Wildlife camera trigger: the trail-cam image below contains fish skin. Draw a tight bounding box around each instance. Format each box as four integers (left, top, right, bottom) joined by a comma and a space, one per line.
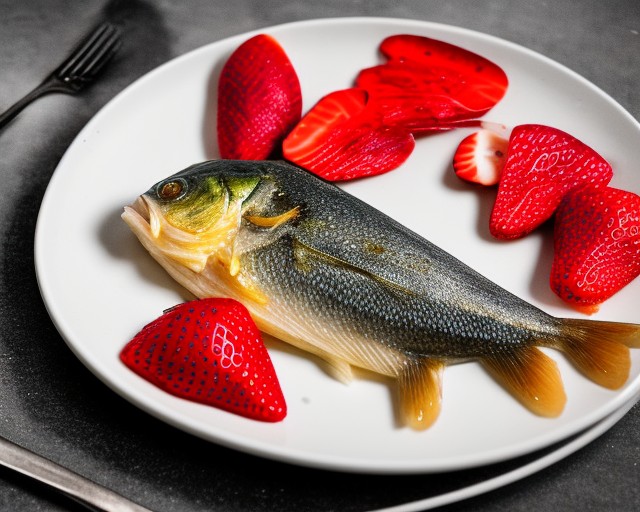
123, 159, 640, 429
241, 164, 559, 357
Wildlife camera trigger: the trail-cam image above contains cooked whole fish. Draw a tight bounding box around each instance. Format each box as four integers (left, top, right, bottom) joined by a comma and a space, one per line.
122, 159, 640, 429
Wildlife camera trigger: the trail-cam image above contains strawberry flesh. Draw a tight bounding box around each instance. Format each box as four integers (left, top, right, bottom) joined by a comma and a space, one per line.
355, 34, 509, 131
453, 129, 508, 186
284, 35, 507, 181
551, 185, 640, 313
490, 124, 613, 240
120, 298, 287, 422
217, 34, 302, 160
283, 88, 415, 181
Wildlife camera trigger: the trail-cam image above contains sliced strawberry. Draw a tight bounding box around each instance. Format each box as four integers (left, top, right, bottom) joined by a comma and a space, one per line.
489, 124, 613, 240
217, 34, 302, 160
378, 35, 509, 104
282, 88, 415, 181
283, 88, 367, 161
120, 298, 287, 422
453, 129, 509, 186
551, 185, 640, 314
355, 35, 509, 131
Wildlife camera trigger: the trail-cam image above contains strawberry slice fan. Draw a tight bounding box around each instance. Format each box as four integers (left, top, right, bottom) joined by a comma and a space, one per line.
282, 34, 509, 181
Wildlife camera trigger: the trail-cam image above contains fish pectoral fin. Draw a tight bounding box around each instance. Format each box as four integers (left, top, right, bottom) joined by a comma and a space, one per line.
481, 347, 566, 417
397, 358, 444, 430
244, 206, 300, 229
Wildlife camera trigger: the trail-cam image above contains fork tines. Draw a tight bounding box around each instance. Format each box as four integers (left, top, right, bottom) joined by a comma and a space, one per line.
55, 22, 122, 85
0, 21, 122, 130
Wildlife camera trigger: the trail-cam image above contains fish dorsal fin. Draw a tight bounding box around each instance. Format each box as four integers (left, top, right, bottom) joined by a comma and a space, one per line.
397, 358, 444, 430
481, 347, 566, 417
292, 238, 417, 296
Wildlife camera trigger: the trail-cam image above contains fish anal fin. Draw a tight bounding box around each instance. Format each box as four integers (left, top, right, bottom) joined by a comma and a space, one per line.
482, 347, 566, 418
397, 359, 444, 430
557, 318, 635, 389
322, 358, 354, 384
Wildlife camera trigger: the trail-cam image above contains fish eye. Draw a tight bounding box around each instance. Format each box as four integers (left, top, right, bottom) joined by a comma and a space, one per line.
157, 179, 187, 201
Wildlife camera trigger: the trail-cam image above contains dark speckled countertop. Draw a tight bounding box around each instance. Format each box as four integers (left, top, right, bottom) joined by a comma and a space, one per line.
1, 1, 639, 510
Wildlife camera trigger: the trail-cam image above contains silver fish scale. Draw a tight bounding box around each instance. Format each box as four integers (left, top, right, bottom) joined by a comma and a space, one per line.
245, 238, 543, 358
236, 161, 562, 360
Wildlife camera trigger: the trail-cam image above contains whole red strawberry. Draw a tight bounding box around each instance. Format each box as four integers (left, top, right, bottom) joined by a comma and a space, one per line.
120, 298, 287, 422
490, 124, 613, 240
217, 34, 302, 160
551, 185, 640, 313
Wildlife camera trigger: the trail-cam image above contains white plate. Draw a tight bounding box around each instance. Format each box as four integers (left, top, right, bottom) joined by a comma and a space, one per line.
35, 17, 640, 474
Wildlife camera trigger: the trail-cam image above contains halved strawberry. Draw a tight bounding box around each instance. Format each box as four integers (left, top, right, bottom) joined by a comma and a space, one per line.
217, 34, 302, 160
355, 34, 509, 132
282, 88, 415, 181
120, 298, 287, 422
551, 185, 640, 314
453, 129, 509, 186
490, 124, 613, 240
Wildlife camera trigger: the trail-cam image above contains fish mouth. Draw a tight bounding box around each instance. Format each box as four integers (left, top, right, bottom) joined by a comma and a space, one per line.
123, 195, 164, 239
130, 195, 150, 218
121, 195, 151, 243
122, 191, 271, 307
122, 194, 212, 272
122, 192, 245, 275
122, 195, 162, 250
123, 195, 151, 229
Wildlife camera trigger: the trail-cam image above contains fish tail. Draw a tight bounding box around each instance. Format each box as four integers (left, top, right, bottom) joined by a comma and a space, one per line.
554, 318, 640, 390
481, 347, 566, 417
397, 359, 444, 430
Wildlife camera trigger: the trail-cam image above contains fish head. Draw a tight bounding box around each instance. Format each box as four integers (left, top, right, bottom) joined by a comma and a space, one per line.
122, 160, 263, 273
144, 163, 262, 234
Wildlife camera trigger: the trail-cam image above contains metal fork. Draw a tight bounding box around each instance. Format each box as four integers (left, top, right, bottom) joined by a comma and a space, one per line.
0, 22, 121, 129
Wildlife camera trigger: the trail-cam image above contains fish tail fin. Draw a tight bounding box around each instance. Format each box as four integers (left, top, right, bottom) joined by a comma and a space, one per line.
555, 318, 640, 390
397, 359, 444, 430
482, 347, 566, 417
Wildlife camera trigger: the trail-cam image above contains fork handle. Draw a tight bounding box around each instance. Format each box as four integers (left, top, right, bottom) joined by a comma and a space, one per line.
0, 436, 153, 511
0, 75, 67, 130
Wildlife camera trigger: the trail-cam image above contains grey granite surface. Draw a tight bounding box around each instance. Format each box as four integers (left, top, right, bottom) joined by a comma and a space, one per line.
0, 0, 639, 510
